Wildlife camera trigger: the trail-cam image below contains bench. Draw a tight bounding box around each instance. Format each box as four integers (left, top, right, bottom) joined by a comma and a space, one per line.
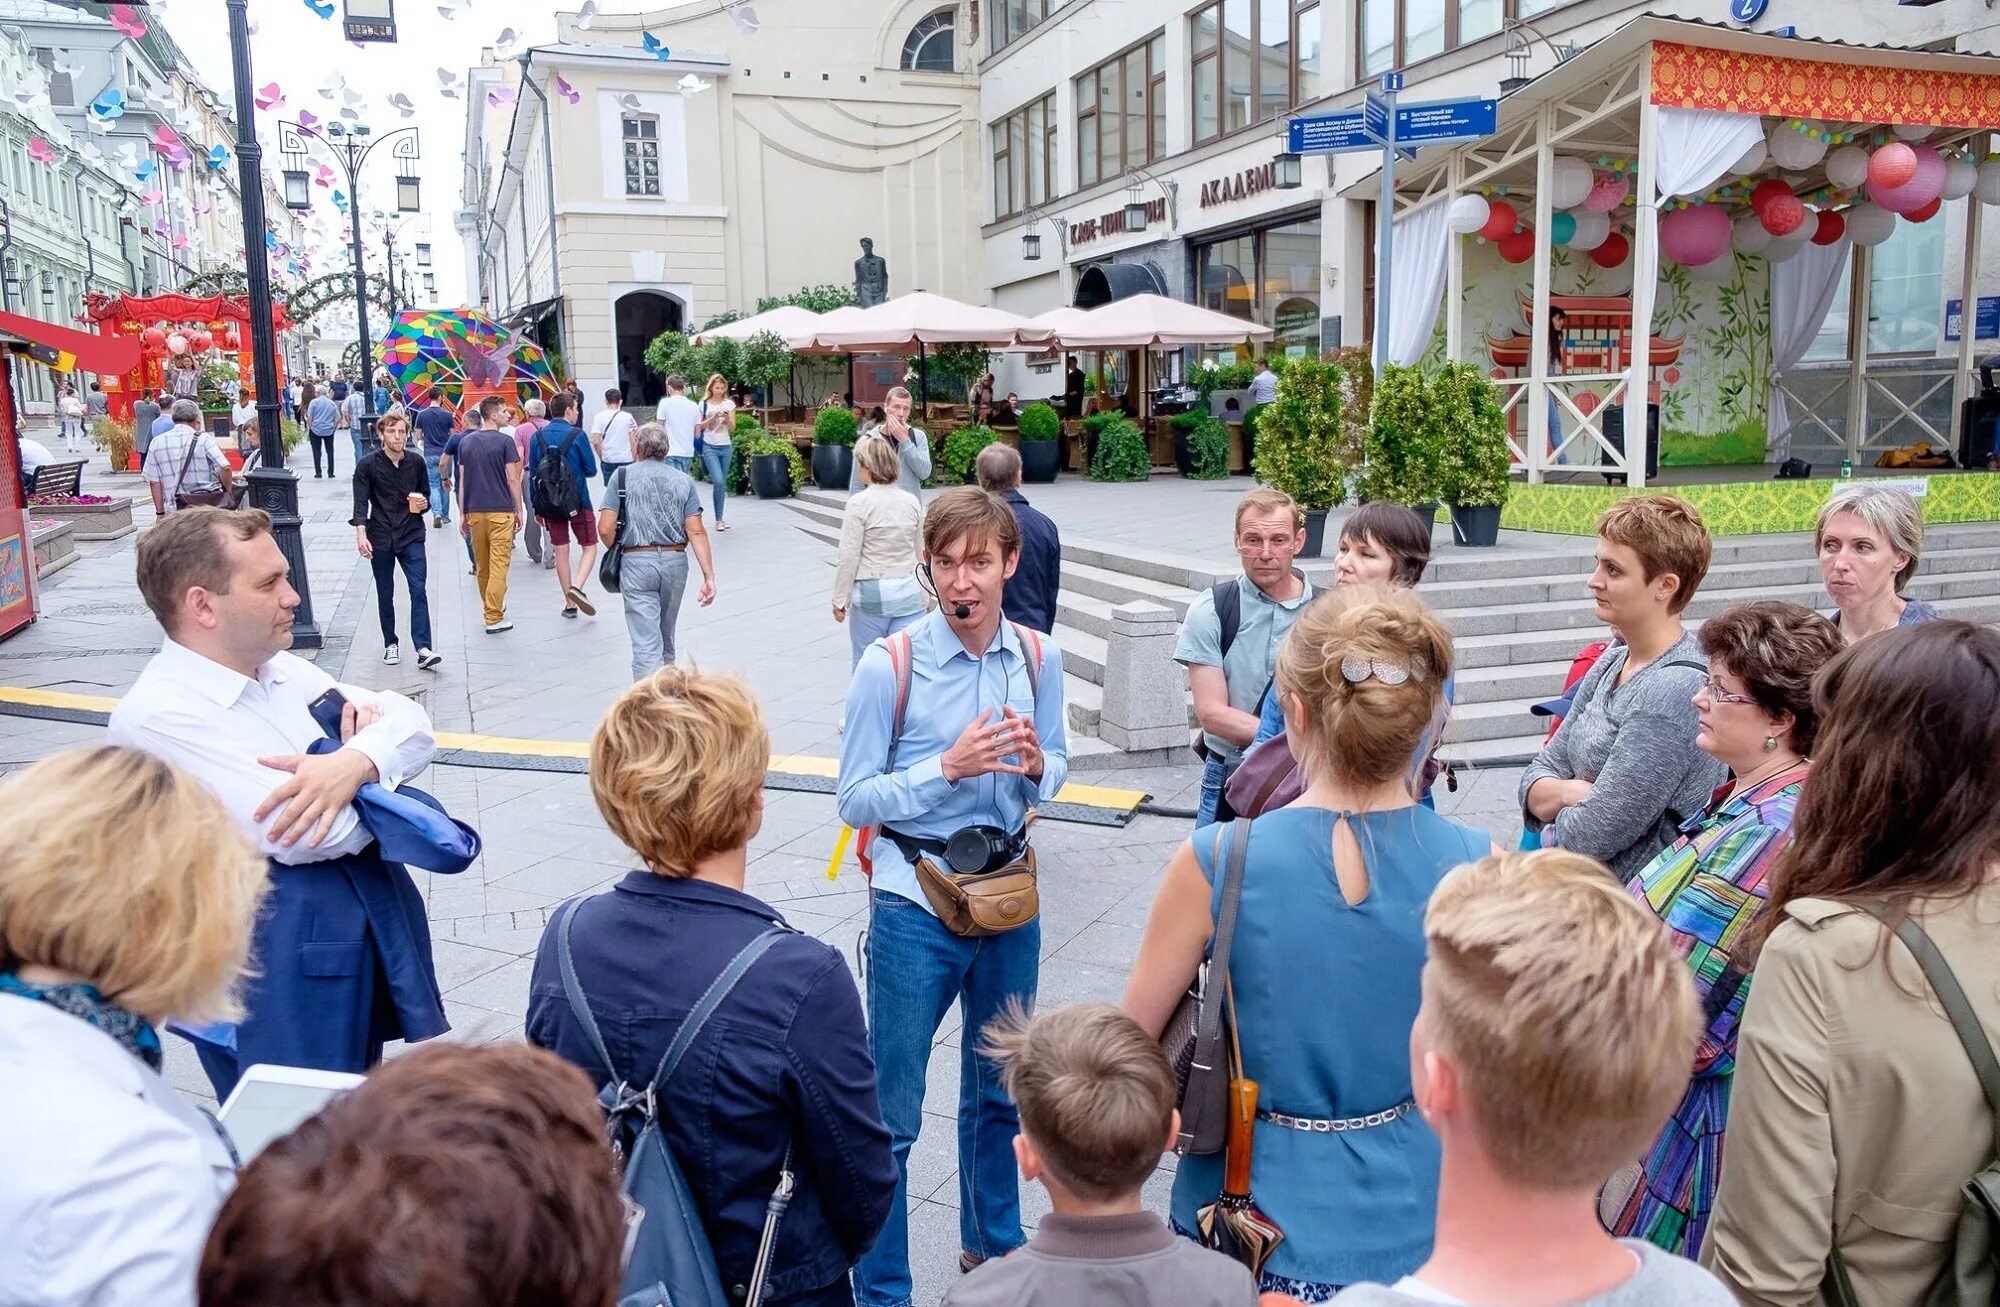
26, 459, 86, 499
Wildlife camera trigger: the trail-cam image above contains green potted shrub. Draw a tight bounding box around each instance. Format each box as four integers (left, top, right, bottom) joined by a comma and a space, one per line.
1016, 401, 1061, 483
1079, 410, 1118, 474
736, 422, 805, 500
1432, 363, 1512, 547
1251, 356, 1363, 555
812, 405, 858, 489
1088, 418, 1150, 483
1241, 402, 1268, 474
1167, 410, 1204, 477
1186, 415, 1230, 480
1360, 363, 1448, 525
941, 425, 1001, 484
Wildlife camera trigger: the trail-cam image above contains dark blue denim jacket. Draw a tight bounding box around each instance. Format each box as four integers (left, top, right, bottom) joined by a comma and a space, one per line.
527, 874, 895, 1302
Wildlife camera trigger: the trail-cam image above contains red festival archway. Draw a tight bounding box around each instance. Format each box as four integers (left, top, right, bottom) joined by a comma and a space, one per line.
80, 292, 291, 423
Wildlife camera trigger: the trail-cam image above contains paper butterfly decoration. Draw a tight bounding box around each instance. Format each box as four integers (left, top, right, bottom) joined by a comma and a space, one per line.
140, 187, 163, 206
447, 330, 526, 387
437, 69, 464, 98
616, 93, 641, 110
89, 88, 127, 120
256, 82, 285, 112
51, 50, 84, 78
318, 73, 345, 101
155, 124, 184, 151
641, 32, 671, 60
493, 27, 519, 57
207, 144, 229, 170
304, 0, 335, 18
109, 4, 147, 38
172, 233, 189, 251
487, 87, 517, 109
298, 109, 320, 130
388, 93, 417, 118
574, 0, 601, 27
193, 200, 212, 216
133, 160, 157, 182
26, 137, 53, 165
678, 75, 711, 97
266, 232, 279, 250
437, 0, 470, 18
728, 4, 762, 36
315, 164, 335, 187
333, 190, 349, 213
554, 75, 579, 105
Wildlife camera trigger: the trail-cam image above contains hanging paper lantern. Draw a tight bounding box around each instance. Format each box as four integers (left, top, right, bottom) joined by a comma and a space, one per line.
1589, 231, 1629, 269
1660, 204, 1731, 266
189, 331, 213, 352
1940, 157, 1979, 202
1448, 194, 1490, 235
1869, 144, 1946, 213
1549, 156, 1593, 209
1760, 192, 1807, 236
1550, 210, 1578, 245
1730, 139, 1767, 176
1768, 121, 1828, 171
1810, 209, 1845, 245
1869, 142, 1919, 190
1687, 254, 1736, 285
1845, 202, 1897, 247
1582, 173, 1628, 213
224, 328, 242, 350
1479, 200, 1519, 241
1893, 123, 1933, 142
140, 326, 167, 350
1764, 232, 1806, 264
166, 332, 189, 355
1732, 212, 1773, 254
1568, 210, 1611, 251
1751, 179, 1795, 213
1904, 195, 1942, 223
1498, 227, 1536, 264
1825, 144, 1870, 192
1979, 159, 2000, 205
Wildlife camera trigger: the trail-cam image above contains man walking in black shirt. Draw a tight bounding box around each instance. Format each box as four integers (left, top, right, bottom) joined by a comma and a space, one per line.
352, 410, 442, 669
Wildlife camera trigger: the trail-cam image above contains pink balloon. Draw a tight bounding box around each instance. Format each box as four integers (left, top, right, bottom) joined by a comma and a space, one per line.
1760, 193, 1806, 237
1868, 143, 1946, 214
1582, 174, 1629, 214
1868, 142, 1918, 190
1660, 204, 1732, 266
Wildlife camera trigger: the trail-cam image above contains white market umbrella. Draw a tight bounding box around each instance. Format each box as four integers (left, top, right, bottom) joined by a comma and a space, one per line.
1052, 293, 1275, 349
806, 291, 1053, 352
690, 304, 824, 346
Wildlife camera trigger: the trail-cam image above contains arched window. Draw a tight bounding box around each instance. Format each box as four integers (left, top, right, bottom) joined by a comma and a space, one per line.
900, 9, 955, 72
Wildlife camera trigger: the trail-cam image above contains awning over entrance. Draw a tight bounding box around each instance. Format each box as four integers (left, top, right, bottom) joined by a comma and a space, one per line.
0, 309, 140, 379
501, 297, 560, 331
1073, 261, 1167, 309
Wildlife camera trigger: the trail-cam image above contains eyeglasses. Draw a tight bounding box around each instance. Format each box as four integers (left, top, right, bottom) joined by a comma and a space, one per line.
1699, 678, 1759, 707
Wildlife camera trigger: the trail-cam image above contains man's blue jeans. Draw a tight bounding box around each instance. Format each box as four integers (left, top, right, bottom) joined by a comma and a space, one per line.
1196, 752, 1238, 825
350, 427, 366, 468
369, 535, 432, 650
423, 449, 450, 520
854, 888, 1037, 1307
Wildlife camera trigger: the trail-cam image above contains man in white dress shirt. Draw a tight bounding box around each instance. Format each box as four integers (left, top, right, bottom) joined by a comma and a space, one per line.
108, 507, 450, 1096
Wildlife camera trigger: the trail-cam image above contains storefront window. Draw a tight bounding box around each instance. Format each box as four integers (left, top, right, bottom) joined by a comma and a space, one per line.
1077, 35, 1165, 189
1195, 216, 1323, 357
1190, 0, 1315, 146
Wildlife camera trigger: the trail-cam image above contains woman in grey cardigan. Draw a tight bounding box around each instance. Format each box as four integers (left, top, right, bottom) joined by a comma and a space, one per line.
1520, 495, 1728, 880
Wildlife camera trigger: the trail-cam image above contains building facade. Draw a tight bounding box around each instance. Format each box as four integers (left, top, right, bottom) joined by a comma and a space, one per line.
462, 0, 983, 411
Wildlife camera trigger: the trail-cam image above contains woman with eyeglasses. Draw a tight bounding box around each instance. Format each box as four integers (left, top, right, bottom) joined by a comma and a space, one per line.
1600, 601, 1843, 1261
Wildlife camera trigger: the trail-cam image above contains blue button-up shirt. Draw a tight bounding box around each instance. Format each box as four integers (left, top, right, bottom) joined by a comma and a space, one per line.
837, 608, 1068, 912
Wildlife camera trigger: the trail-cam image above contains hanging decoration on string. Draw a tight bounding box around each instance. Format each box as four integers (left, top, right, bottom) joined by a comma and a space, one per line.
641, 31, 672, 59
256, 82, 286, 112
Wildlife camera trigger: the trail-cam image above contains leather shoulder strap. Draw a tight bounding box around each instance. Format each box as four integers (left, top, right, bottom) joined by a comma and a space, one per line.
650, 927, 790, 1092
1196, 819, 1252, 1045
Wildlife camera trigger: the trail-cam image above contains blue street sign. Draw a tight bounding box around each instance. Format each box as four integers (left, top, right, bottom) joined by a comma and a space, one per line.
1730, 0, 1769, 22
1946, 295, 2000, 341
1290, 96, 1496, 154
1363, 92, 1390, 145
1289, 111, 1371, 153
1381, 72, 1405, 92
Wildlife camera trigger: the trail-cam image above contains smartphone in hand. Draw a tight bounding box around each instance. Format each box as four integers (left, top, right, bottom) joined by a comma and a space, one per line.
307, 688, 349, 740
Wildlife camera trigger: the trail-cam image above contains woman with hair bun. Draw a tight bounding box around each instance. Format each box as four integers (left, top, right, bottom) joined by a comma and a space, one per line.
1125, 585, 1495, 1300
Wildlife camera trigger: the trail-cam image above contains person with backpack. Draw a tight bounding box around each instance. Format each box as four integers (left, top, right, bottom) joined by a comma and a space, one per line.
1704, 622, 2000, 1307
528, 666, 897, 1307
526, 391, 600, 618
1173, 488, 1314, 825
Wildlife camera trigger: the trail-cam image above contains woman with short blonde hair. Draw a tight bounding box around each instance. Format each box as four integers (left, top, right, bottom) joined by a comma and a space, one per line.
0, 746, 268, 1306
833, 434, 926, 667
1813, 483, 1936, 642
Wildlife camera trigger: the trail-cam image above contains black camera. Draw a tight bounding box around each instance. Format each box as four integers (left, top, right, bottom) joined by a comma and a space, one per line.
944, 825, 1022, 876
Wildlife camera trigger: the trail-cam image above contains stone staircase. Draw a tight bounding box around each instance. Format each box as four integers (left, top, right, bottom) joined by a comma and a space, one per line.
779, 490, 2000, 768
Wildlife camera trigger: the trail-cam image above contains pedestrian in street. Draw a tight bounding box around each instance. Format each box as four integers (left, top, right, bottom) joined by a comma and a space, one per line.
527, 391, 601, 619
1063, 356, 1086, 420
456, 395, 525, 634
589, 386, 638, 489
56, 383, 87, 453
341, 377, 368, 468
351, 410, 441, 671
372, 370, 392, 415
108, 508, 448, 1097
837, 487, 1068, 1307
1176, 488, 1314, 825
1326, 850, 1734, 1307
513, 397, 552, 568
0, 746, 267, 1307
149, 390, 176, 443
141, 399, 235, 518
1814, 483, 1938, 641
1604, 601, 1841, 1260
975, 443, 1060, 635
1704, 622, 2000, 1306
231, 387, 259, 461
411, 387, 456, 528
1125, 583, 1488, 1300
696, 373, 740, 528
656, 372, 699, 472
286, 376, 303, 422
832, 435, 925, 668
200, 1043, 627, 1307
1519, 494, 1724, 879
305, 385, 342, 478
85, 379, 108, 420
847, 385, 930, 502
132, 391, 161, 460
598, 422, 715, 679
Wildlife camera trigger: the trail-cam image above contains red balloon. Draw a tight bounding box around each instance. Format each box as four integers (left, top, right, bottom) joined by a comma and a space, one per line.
1811, 209, 1845, 245
1760, 194, 1806, 236
1589, 231, 1630, 269
189, 331, 213, 353
1479, 200, 1519, 242
1904, 195, 1942, 223
1498, 227, 1535, 264
1751, 179, 1795, 213
1868, 142, 1918, 190
140, 326, 166, 350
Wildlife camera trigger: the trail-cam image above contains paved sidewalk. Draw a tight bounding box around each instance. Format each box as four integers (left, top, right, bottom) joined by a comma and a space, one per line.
3, 448, 1526, 1306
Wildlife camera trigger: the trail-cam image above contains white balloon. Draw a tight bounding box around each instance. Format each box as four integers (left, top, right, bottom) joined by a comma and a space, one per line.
1448, 194, 1490, 235
1845, 202, 1897, 247
1940, 157, 1979, 202
1977, 159, 2000, 206
1764, 235, 1805, 263
1687, 253, 1737, 284
1768, 122, 1828, 171
1825, 144, 1870, 192
1550, 156, 1594, 210
1732, 212, 1772, 254
1567, 210, 1610, 251
1730, 139, 1767, 176
1765, 220, 1816, 262
1893, 123, 1933, 142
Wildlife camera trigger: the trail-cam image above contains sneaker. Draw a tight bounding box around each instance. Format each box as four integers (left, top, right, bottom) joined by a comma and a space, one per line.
382, 645, 400, 666
561, 605, 578, 619
431, 515, 443, 528
566, 585, 596, 617
484, 620, 513, 634
416, 647, 442, 670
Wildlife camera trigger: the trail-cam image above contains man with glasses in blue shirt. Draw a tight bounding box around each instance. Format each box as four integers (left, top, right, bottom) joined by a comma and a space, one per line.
838, 486, 1069, 1307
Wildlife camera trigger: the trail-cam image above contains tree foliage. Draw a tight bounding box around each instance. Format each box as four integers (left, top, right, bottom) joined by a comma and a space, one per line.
941, 425, 1001, 483
1431, 363, 1512, 508
1252, 355, 1364, 510
755, 283, 857, 315
1359, 363, 1449, 507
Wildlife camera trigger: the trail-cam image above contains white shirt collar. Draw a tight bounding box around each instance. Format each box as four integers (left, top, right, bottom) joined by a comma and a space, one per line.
156, 636, 288, 709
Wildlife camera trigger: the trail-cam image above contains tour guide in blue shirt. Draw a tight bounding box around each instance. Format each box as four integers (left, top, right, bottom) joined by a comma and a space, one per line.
837, 486, 1068, 1307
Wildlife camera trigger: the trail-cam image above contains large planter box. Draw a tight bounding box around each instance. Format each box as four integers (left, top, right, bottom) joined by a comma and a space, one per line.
30, 497, 138, 540
30, 519, 77, 579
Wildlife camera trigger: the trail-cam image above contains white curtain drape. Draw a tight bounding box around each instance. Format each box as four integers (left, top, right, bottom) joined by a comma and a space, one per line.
1387, 199, 1451, 366
1767, 236, 1853, 455
1654, 108, 1766, 200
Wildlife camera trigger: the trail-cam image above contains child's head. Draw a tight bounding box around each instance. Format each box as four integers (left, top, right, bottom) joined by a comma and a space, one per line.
984, 1003, 1175, 1203
1336, 502, 1433, 587
1416, 850, 1700, 1192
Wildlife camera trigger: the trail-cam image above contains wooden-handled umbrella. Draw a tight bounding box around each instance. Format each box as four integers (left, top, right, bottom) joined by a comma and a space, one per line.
1195, 994, 1284, 1276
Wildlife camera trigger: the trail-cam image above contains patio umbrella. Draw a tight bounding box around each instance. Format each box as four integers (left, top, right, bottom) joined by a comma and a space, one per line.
1050, 293, 1275, 349
1195, 1072, 1284, 1277
690, 304, 824, 346
805, 291, 1052, 352
378, 308, 558, 406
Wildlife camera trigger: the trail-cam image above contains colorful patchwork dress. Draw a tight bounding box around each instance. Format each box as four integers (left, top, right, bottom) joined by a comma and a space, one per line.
1602, 761, 1809, 1258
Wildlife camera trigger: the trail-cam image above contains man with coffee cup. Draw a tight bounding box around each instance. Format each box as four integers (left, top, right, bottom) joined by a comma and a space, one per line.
837, 486, 1069, 1307
351, 410, 441, 670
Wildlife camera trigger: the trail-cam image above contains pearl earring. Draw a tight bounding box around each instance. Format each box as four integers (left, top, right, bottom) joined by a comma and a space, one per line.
1764, 735, 1779, 752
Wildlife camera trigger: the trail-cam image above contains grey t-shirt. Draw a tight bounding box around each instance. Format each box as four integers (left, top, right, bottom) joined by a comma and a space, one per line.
606, 461, 702, 546
1333, 1240, 1736, 1306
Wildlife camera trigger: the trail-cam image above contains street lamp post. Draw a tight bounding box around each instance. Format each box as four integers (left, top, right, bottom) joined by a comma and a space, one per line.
224, 0, 320, 648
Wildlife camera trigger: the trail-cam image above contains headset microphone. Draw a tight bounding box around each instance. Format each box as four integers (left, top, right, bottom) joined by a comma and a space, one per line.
921, 563, 974, 619
953, 603, 972, 619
